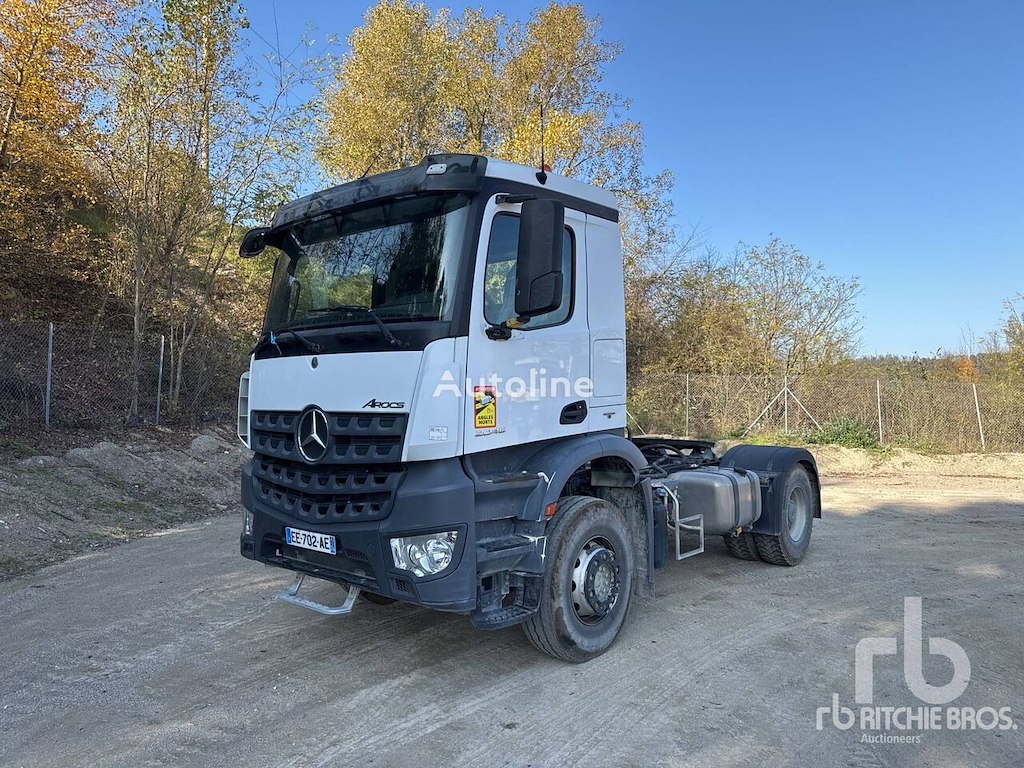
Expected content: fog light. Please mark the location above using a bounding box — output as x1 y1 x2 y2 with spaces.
390 531 458 577
242 510 254 537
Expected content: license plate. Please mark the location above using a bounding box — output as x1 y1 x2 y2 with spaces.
285 527 336 555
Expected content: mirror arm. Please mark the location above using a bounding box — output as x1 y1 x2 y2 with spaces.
485 324 512 341
485 315 529 341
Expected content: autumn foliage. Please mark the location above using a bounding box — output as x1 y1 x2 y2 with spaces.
0 0 1020 426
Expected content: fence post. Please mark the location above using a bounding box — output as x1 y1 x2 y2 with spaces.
684 373 690 437
155 335 165 425
783 375 789 434
876 379 883 443
972 383 986 451
44 322 54 429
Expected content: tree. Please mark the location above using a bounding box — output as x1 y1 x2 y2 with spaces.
734 236 861 379
660 244 757 375
990 295 1024 381
319 2 669 228
0 0 123 249
319 0 675 377
319 1 660 196
318 0 454 175
99 0 322 417
0 0 120 174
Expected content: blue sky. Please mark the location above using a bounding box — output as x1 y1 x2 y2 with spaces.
242 0 1023 356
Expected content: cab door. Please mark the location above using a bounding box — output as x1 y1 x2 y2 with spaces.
463 194 590 453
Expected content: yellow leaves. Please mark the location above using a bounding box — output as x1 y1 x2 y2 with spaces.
0 0 119 122
318 0 456 177
0 0 127 253
500 107 589 171
317 0 641 193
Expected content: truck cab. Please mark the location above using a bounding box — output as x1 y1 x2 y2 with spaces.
237 154 821 662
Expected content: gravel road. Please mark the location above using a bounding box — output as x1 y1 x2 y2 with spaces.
2 473 1021 767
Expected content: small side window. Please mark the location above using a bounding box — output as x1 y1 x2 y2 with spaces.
483 212 574 328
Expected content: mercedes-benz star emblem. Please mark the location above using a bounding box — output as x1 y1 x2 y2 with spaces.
297 407 330 463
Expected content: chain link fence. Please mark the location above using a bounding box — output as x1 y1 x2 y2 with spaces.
3 325 1023 453
629 371 1024 453
0 321 246 431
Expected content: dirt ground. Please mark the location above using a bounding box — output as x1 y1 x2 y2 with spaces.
0 426 249 578
0 440 1022 767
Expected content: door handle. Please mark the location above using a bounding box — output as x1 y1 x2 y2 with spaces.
560 400 588 425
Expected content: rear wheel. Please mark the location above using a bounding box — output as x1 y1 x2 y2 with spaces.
723 531 759 561
753 464 814 566
523 496 634 663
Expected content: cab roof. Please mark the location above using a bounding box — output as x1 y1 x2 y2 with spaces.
270 154 619 229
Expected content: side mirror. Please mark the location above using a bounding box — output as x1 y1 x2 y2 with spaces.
239 227 271 258
514 199 564 318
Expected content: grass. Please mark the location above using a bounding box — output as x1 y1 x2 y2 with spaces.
726 417 886 452
0 436 37 458
88 499 137 515
0 554 27 575
804 416 881 450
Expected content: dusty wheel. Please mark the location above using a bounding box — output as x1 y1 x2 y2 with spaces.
523 496 634 663
754 464 814 566
723 531 759 561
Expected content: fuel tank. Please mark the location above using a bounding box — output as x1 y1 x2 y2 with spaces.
663 467 762 535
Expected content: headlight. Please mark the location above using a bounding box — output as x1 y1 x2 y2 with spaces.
242 510 254 537
390 531 458 577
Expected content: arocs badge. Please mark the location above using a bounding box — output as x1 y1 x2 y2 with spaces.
473 386 497 429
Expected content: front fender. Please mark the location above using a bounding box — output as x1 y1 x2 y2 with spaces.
522 432 647 513
521 433 654 597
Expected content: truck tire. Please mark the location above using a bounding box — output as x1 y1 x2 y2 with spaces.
523 495 634 663
723 531 759 561
753 464 814 566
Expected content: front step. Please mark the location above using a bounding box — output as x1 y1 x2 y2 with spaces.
276 574 360 616
470 604 535 630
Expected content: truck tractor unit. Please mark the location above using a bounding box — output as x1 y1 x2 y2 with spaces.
236 154 821 662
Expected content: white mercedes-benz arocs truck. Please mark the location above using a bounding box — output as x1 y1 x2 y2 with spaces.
236 154 821 662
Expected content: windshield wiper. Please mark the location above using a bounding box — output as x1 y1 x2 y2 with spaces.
251 327 322 356
308 304 408 349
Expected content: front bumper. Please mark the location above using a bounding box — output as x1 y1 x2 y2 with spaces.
240 457 478 612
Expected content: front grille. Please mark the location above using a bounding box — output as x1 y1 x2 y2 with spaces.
251 410 407 464
251 409 408 523
253 458 404 521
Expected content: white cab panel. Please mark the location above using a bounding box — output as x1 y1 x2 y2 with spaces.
464 196 591 453
484 159 618 213
405 338 466 462
586 214 627 430
247 340 465 463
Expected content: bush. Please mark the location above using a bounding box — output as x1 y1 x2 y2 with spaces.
805 417 880 449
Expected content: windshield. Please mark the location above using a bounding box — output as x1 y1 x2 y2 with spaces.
262 192 471 335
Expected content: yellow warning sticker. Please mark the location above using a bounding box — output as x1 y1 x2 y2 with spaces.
474 386 497 429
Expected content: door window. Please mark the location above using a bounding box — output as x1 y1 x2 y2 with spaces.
483 212 574 328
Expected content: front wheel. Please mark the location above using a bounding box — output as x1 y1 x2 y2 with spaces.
523 496 634 663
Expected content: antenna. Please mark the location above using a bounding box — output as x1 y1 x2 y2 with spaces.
537 102 548 185
540 103 545 171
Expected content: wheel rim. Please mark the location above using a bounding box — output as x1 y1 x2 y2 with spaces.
570 536 621 625
787 485 809 540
